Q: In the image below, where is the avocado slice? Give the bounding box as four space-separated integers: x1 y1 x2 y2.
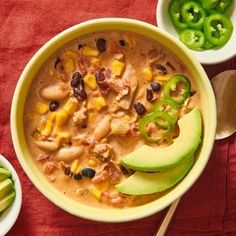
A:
0 178 14 199
0 191 15 212
0 167 11 181
121 107 202 172
116 155 194 195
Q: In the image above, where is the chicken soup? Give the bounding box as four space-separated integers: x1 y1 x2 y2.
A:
24 31 202 208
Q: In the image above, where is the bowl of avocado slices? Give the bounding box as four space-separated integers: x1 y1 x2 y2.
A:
0 154 22 235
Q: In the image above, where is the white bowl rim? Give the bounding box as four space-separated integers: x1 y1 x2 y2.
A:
0 154 22 235
156 0 236 65
10 18 216 222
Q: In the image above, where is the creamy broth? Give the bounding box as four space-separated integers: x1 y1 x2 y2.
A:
24 31 201 208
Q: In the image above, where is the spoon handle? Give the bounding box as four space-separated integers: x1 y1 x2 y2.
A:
155 198 181 236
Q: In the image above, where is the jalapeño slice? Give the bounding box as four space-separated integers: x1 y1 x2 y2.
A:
203 13 233 46
180 29 205 50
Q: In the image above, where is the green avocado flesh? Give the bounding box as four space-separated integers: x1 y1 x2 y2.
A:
121 107 202 172
0 191 15 212
0 167 11 181
0 178 14 199
116 155 194 195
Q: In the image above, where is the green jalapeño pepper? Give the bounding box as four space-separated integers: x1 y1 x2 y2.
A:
168 0 188 30
214 0 232 12
202 0 232 12
180 29 205 50
200 0 220 11
181 1 206 29
163 75 191 105
153 98 179 128
203 13 233 46
139 111 175 143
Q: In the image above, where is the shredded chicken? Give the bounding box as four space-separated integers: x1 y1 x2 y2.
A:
73 106 87 125
93 143 113 160
93 161 120 184
44 162 56 175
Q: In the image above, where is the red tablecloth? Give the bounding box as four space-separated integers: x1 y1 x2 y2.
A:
1 0 236 235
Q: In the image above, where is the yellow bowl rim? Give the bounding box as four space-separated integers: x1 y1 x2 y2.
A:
10 18 216 222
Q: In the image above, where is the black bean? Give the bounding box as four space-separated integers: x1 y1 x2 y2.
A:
49 101 59 112
74 89 87 100
81 123 87 129
81 168 96 178
151 81 161 92
146 88 153 102
156 64 167 75
119 40 125 47
95 70 105 83
96 38 106 52
71 72 83 87
64 167 71 176
78 44 84 50
133 102 146 115
74 173 82 180
190 91 196 97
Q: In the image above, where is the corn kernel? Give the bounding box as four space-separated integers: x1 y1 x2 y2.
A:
84 74 97 90
155 75 171 82
70 159 81 175
81 46 99 57
35 102 48 114
88 159 97 167
143 68 153 81
63 97 79 115
111 59 125 77
95 97 106 111
41 120 53 136
96 181 110 192
63 58 76 73
90 186 102 201
88 112 96 123
55 131 71 144
55 110 68 127
91 57 101 66
48 112 56 122
63 49 78 59
123 115 132 121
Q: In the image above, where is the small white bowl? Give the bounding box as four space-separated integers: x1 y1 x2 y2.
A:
0 154 22 235
156 0 236 64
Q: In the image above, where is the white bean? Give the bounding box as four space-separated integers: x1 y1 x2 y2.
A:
40 83 69 100
54 146 84 162
93 115 111 140
34 140 59 151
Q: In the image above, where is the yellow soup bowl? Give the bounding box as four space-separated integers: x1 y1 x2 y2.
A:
11 18 216 222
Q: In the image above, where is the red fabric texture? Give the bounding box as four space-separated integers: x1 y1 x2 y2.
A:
0 0 236 235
